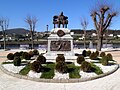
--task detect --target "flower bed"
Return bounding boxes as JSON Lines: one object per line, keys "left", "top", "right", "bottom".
{"left": 0, "top": 50, "right": 119, "bottom": 83}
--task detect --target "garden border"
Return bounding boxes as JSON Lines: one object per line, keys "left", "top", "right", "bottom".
{"left": 0, "top": 63, "right": 119, "bottom": 83}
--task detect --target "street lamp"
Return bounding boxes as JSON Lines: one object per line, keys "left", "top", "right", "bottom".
{"left": 46, "top": 25, "right": 48, "bottom": 32}
{"left": 46, "top": 25, "right": 49, "bottom": 52}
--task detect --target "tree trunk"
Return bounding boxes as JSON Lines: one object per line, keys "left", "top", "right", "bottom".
{"left": 31, "top": 31, "right": 34, "bottom": 49}
{"left": 84, "top": 35, "right": 86, "bottom": 49}
{"left": 83, "top": 30, "right": 86, "bottom": 49}
{"left": 3, "top": 31, "right": 6, "bottom": 50}
{"left": 97, "top": 36, "right": 103, "bottom": 51}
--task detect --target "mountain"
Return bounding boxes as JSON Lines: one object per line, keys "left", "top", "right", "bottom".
{"left": 0, "top": 28, "right": 30, "bottom": 35}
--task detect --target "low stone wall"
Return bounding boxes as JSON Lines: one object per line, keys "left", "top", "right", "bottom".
{"left": 0, "top": 64, "right": 119, "bottom": 83}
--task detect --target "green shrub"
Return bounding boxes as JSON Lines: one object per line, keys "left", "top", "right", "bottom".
{"left": 100, "top": 52, "right": 106, "bottom": 57}
{"left": 107, "top": 53, "right": 113, "bottom": 61}
{"left": 95, "top": 51, "right": 99, "bottom": 57}
{"left": 33, "top": 49, "right": 39, "bottom": 55}
{"left": 30, "top": 61, "right": 43, "bottom": 73}
{"left": 19, "top": 51, "right": 24, "bottom": 56}
{"left": 86, "top": 50, "right": 91, "bottom": 56}
{"left": 22, "top": 52, "right": 31, "bottom": 60}
{"left": 56, "top": 54, "right": 65, "bottom": 63}
{"left": 101, "top": 56, "right": 109, "bottom": 66}
{"left": 55, "top": 61, "right": 68, "bottom": 73}
{"left": 13, "top": 56, "right": 21, "bottom": 66}
{"left": 29, "top": 51, "right": 34, "bottom": 57}
{"left": 37, "top": 55, "right": 46, "bottom": 64}
{"left": 7, "top": 53, "right": 14, "bottom": 60}
{"left": 89, "top": 52, "right": 98, "bottom": 60}
{"left": 14, "top": 52, "right": 20, "bottom": 57}
{"left": 81, "top": 61, "right": 91, "bottom": 72}
{"left": 82, "top": 50, "right": 87, "bottom": 57}
{"left": 77, "top": 55, "right": 85, "bottom": 64}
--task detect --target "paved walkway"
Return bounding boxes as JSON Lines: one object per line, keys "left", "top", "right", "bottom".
{"left": 0, "top": 50, "right": 120, "bottom": 90}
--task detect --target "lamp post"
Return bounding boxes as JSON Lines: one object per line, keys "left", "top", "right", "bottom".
{"left": 46, "top": 25, "right": 49, "bottom": 38}
{"left": 46, "top": 25, "right": 49, "bottom": 52}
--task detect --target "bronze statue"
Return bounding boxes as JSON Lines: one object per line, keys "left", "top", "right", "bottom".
{"left": 53, "top": 12, "right": 68, "bottom": 28}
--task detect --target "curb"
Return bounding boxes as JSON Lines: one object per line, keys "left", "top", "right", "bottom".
{"left": 0, "top": 64, "right": 119, "bottom": 83}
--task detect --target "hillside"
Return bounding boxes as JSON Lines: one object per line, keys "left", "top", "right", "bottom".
{"left": 0, "top": 28, "right": 30, "bottom": 35}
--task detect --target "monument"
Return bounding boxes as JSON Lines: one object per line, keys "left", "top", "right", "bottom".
{"left": 45, "top": 12, "right": 76, "bottom": 60}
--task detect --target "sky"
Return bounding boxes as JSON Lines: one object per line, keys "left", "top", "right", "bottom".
{"left": 0, "top": 0, "right": 120, "bottom": 32}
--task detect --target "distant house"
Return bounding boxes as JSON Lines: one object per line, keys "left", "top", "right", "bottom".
{"left": 92, "top": 33, "right": 97, "bottom": 36}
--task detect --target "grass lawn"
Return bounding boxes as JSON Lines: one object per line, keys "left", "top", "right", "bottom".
{"left": 90, "top": 62, "right": 103, "bottom": 75}
{"left": 40, "top": 63, "right": 55, "bottom": 79}
{"left": 2, "top": 62, "right": 13, "bottom": 64}
{"left": 2, "top": 61, "right": 28, "bottom": 64}
{"left": 67, "top": 63, "right": 81, "bottom": 78}
{"left": 19, "top": 64, "right": 31, "bottom": 75}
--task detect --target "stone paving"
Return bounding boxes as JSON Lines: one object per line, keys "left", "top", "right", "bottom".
{"left": 0, "top": 50, "right": 120, "bottom": 90}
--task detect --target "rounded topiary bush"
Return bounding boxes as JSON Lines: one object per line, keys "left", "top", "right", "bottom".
{"left": 101, "top": 56, "right": 109, "bottom": 66}
{"left": 56, "top": 54, "right": 65, "bottom": 63}
{"left": 29, "top": 51, "right": 34, "bottom": 57}
{"left": 36, "top": 55, "right": 46, "bottom": 64}
{"left": 77, "top": 55, "right": 85, "bottom": 64}
{"left": 82, "top": 50, "right": 87, "bottom": 57}
{"left": 89, "top": 52, "right": 98, "bottom": 60}
{"left": 33, "top": 49, "right": 39, "bottom": 55}
{"left": 7, "top": 53, "right": 14, "bottom": 60}
{"left": 14, "top": 52, "right": 20, "bottom": 57}
{"left": 107, "top": 53, "right": 113, "bottom": 61}
{"left": 30, "top": 61, "right": 43, "bottom": 73}
{"left": 22, "top": 52, "right": 31, "bottom": 60}
{"left": 19, "top": 51, "right": 24, "bottom": 56}
{"left": 81, "top": 61, "right": 91, "bottom": 72}
{"left": 100, "top": 52, "right": 106, "bottom": 57}
{"left": 55, "top": 61, "right": 68, "bottom": 73}
{"left": 95, "top": 51, "right": 99, "bottom": 57}
{"left": 86, "top": 50, "right": 91, "bottom": 56}
{"left": 13, "top": 56, "right": 21, "bottom": 66}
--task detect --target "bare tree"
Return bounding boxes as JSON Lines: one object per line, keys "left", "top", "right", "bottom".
{"left": 91, "top": 3, "right": 117, "bottom": 51}
{"left": 0, "top": 18, "right": 9, "bottom": 50}
{"left": 25, "top": 15, "right": 38, "bottom": 49}
{"left": 81, "top": 18, "right": 89, "bottom": 49}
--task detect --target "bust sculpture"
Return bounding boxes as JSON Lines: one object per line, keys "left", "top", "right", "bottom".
{"left": 53, "top": 12, "right": 68, "bottom": 28}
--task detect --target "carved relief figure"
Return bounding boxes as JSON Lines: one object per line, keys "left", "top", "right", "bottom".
{"left": 50, "top": 41, "right": 71, "bottom": 51}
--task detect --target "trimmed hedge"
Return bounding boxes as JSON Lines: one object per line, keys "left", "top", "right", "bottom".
{"left": 55, "top": 61, "right": 68, "bottom": 73}
{"left": 86, "top": 50, "right": 91, "bottom": 56}
{"left": 77, "top": 55, "right": 85, "bottom": 64}
{"left": 107, "top": 53, "right": 113, "bottom": 61}
{"left": 89, "top": 52, "right": 98, "bottom": 60}
{"left": 81, "top": 61, "right": 91, "bottom": 72}
{"left": 33, "top": 49, "right": 39, "bottom": 55}
{"left": 22, "top": 52, "right": 31, "bottom": 60}
{"left": 82, "top": 50, "right": 87, "bottom": 57}
{"left": 30, "top": 61, "right": 43, "bottom": 73}
{"left": 101, "top": 56, "right": 109, "bottom": 66}
{"left": 37, "top": 55, "right": 46, "bottom": 64}
{"left": 13, "top": 56, "right": 21, "bottom": 66}
{"left": 100, "top": 52, "right": 106, "bottom": 57}
{"left": 7, "top": 53, "right": 14, "bottom": 60}
{"left": 56, "top": 54, "right": 65, "bottom": 63}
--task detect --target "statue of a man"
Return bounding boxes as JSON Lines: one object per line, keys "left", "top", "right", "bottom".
{"left": 53, "top": 12, "right": 68, "bottom": 28}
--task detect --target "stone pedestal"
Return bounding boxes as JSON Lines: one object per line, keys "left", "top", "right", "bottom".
{"left": 45, "top": 28, "right": 76, "bottom": 60}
